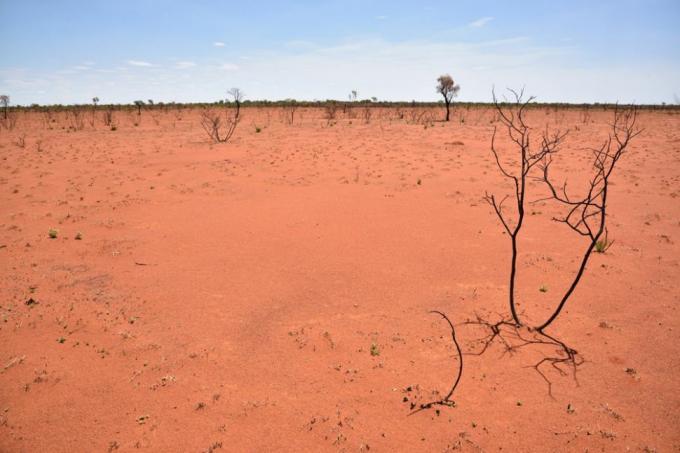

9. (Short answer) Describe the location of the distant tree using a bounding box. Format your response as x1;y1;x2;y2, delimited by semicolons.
134;100;144;115
349;90;357;102
436;74;460;121
90;97;100;127
0;95;9;119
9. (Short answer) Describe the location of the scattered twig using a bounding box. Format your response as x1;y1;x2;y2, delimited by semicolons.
410;310;463;414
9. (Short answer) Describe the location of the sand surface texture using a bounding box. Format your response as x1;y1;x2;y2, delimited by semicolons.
1;106;679;451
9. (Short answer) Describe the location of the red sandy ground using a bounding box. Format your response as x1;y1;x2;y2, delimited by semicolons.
1;105;678;452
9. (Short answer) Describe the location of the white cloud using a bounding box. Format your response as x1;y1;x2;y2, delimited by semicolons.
127;60;154;67
376;15;387;20
176;61;197;69
213;41;225;47
469;17;494;28
3;36;679;105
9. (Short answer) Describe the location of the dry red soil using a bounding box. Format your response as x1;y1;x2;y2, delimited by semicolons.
1;106;679;452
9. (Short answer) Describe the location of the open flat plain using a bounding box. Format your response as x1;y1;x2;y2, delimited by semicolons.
1;106;679;451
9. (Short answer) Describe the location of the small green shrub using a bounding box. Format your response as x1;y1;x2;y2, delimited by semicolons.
594;237;613;253
48;228;58;239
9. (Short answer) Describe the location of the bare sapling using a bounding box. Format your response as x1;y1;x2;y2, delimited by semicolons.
415;89;640;413
535;103;640;331
324;101;338;125
285;100;299;125
477;88;640;392
69;108;85;131
200;88;243;143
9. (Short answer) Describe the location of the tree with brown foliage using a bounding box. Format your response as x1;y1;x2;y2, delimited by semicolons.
436;75;460;121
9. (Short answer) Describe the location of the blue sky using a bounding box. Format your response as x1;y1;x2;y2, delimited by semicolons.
1;0;678;105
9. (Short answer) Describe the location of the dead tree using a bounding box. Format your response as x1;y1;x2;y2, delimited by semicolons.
200;88;243;143
413;91;639;412
479;88;640;390
284;100;299;125
484;88;568;325
102;106;114;127
436;74;460;121
324;101;338;125
227;88;243;117
535;104;640;331
69;108;85;131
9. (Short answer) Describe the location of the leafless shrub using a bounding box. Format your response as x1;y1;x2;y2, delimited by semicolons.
69;108;85;131
416;91;641;414
480;88;640;389
536;103;640;330
324;102;339;125
406;108;425;125
200;108;239;143
14;134;26;148
102;107;115;127
200;88;243;143
41;109;55;129
285;100;299;125
362;106;372;124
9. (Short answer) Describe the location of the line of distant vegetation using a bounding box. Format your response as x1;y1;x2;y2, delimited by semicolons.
5;99;680;112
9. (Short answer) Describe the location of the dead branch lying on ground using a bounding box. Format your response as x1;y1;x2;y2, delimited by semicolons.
409;311;463;415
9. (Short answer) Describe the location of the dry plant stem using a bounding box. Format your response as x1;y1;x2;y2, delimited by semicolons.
200;107;240;143
479;92;638;395
484;88;567;326
536;104;640;331
410;311;463;415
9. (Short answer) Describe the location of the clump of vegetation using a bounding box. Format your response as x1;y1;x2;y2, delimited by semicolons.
48;228;58;239
370;343;380;356
75;232;83;240
594;229;614;253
